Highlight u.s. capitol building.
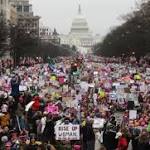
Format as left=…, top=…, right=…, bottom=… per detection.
left=59, top=5, right=101, bottom=53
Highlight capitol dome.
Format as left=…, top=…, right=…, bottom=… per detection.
left=59, top=4, right=98, bottom=54
left=70, top=5, right=91, bottom=35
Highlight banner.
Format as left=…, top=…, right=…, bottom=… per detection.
left=55, top=125, right=80, bottom=140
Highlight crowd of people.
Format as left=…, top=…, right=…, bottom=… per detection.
left=0, top=54, right=150, bottom=150
left=0, top=57, right=44, bottom=75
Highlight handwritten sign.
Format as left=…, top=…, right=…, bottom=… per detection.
left=55, top=125, right=80, bottom=140
left=45, top=104, right=59, bottom=114
left=114, top=113, right=124, bottom=125
left=93, top=118, right=105, bottom=129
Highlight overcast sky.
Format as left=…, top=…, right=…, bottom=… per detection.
left=31, top=0, right=138, bottom=36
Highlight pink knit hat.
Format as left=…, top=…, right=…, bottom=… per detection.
left=73, top=145, right=81, bottom=150
left=5, top=141, right=11, bottom=147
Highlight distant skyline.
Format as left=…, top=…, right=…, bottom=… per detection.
left=31, top=0, right=138, bottom=36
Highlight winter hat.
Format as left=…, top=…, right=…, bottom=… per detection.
left=5, top=141, right=12, bottom=147
left=73, top=145, right=81, bottom=150
left=1, top=136, right=8, bottom=142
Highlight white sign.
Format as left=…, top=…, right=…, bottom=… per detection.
left=129, top=110, right=137, bottom=120
left=109, top=92, right=117, bottom=100
left=114, top=113, right=124, bottom=125
left=19, top=85, right=27, bottom=92
left=93, top=118, right=105, bottom=129
left=80, top=82, right=89, bottom=92
left=146, top=68, right=150, bottom=75
left=55, top=125, right=80, bottom=140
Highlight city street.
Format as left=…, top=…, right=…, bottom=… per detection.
left=0, top=0, right=150, bottom=150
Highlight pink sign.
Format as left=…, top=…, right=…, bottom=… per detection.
left=58, top=77, right=65, bottom=84
left=45, top=104, right=59, bottom=114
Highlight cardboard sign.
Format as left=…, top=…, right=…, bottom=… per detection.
left=114, top=113, right=124, bottom=125
left=55, top=125, right=80, bottom=140
left=19, top=85, right=27, bottom=92
left=129, top=110, right=137, bottom=120
left=88, top=83, right=95, bottom=88
left=93, top=118, right=105, bottom=129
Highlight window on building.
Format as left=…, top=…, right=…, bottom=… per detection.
left=17, top=5, right=22, bottom=12
left=24, top=6, right=29, bottom=12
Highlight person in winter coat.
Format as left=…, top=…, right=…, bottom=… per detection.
left=94, top=129, right=102, bottom=150
left=32, top=96, right=41, bottom=111
left=137, top=130, right=150, bottom=150
left=103, top=124, right=118, bottom=150
left=117, top=132, right=128, bottom=150
left=40, top=113, right=47, bottom=135
left=82, top=120, right=95, bottom=150
left=131, top=128, right=140, bottom=150
left=11, top=74, right=20, bottom=98
left=42, top=115, right=55, bottom=144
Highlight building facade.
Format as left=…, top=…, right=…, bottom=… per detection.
left=10, top=0, right=40, bottom=37
left=0, top=0, right=10, bottom=21
left=39, top=25, right=52, bottom=41
left=59, top=5, right=101, bottom=53
left=0, top=0, right=17, bottom=24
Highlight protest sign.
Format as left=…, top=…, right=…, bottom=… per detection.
left=19, top=85, right=27, bottom=92
left=80, top=81, right=89, bottom=92
left=55, top=125, right=80, bottom=140
left=88, top=83, right=95, bottom=88
left=109, top=92, right=117, bottom=100
left=93, top=118, right=105, bottom=129
left=114, top=113, right=124, bottom=125
left=45, top=104, right=59, bottom=114
left=127, top=93, right=139, bottom=106
left=63, top=85, right=69, bottom=93
left=129, top=110, right=137, bottom=120
left=112, top=82, right=120, bottom=88
left=146, top=68, right=150, bottom=75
